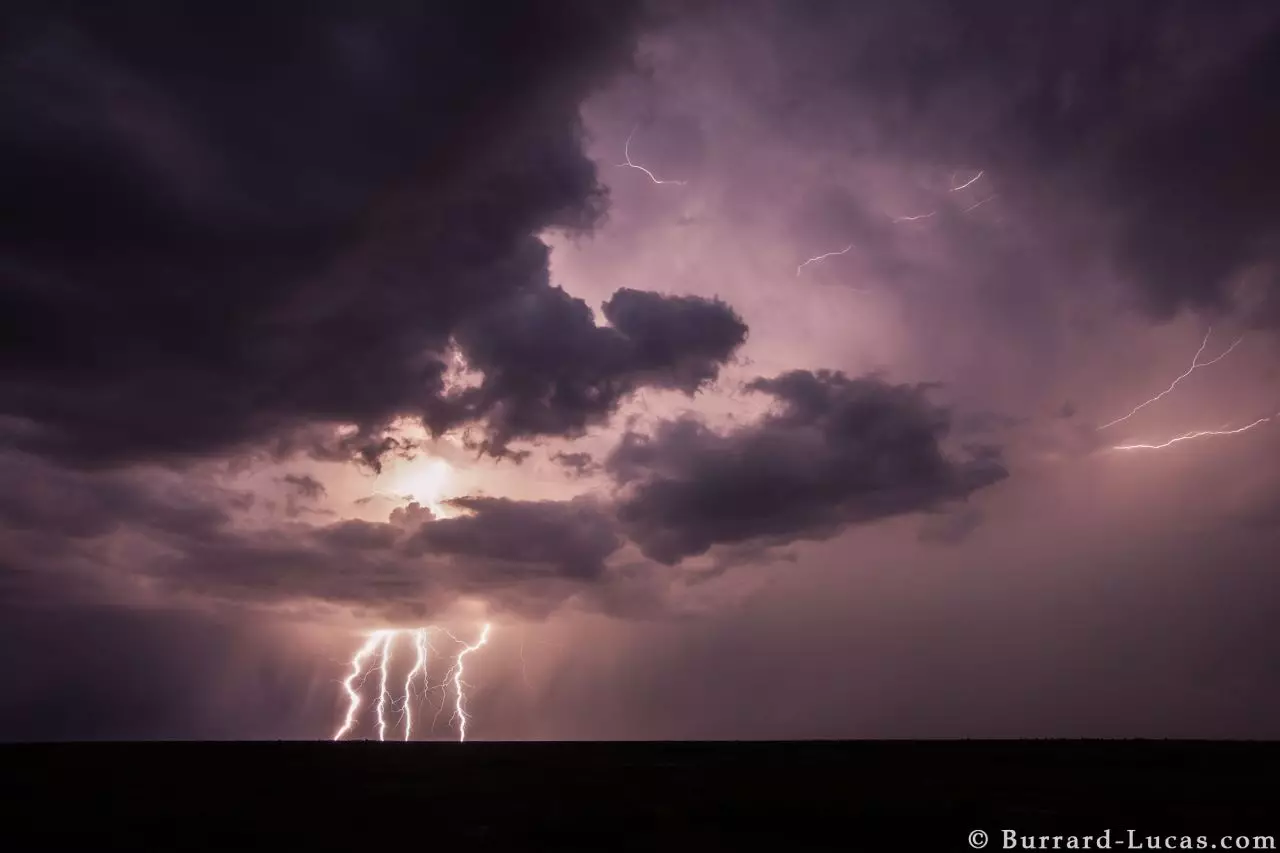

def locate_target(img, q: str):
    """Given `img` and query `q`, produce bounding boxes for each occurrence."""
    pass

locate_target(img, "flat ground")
[2,741,1276,849]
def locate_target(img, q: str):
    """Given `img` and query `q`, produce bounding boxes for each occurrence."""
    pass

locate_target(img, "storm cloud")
[748,0,1280,326]
[4,0,1279,743]
[0,0,746,469]
[606,370,1008,564]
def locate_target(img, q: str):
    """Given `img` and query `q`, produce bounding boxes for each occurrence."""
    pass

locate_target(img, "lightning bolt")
[617,126,686,186]
[333,630,389,741]
[1099,328,1244,430]
[398,628,432,742]
[891,211,936,223]
[374,632,394,742]
[1110,415,1276,451]
[950,169,984,191]
[443,623,492,743]
[796,244,853,277]
[332,623,492,743]
[962,195,997,213]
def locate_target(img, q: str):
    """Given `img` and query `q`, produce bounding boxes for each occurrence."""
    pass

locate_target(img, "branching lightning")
[1099,328,1244,430]
[1096,326,1274,452]
[618,126,686,186]
[1110,415,1276,452]
[397,628,432,742]
[332,624,492,743]
[442,623,492,743]
[333,631,389,741]
[796,244,853,277]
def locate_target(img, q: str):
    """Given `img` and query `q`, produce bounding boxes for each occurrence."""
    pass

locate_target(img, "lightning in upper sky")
[618,126,686,186]
[1110,414,1276,452]
[332,624,492,743]
[1099,328,1244,430]
[891,211,936,223]
[962,195,997,213]
[796,244,853,277]
[950,169,984,191]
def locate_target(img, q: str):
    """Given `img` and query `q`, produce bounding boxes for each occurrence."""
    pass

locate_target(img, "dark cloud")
[0,1,746,469]
[0,449,630,621]
[409,496,621,580]
[451,287,747,457]
[280,474,326,501]
[143,499,624,619]
[605,369,1008,564]
[757,0,1280,326]
[0,451,239,543]
[1,363,1009,615]
[551,451,602,478]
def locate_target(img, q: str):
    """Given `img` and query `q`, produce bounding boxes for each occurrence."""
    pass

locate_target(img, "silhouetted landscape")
[4,741,1276,848]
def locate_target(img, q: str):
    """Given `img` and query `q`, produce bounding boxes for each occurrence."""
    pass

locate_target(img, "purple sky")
[3,0,1280,741]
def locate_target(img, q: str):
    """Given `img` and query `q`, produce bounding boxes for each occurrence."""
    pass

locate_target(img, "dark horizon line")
[4,737,1278,746]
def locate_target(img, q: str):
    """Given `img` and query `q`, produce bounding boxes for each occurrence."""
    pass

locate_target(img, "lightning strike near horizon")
[950,169,984,191]
[1099,328,1244,430]
[617,126,686,186]
[443,623,492,744]
[796,244,853,276]
[397,628,432,742]
[332,624,492,743]
[333,630,389,741]
[374,632,394,742]
[1110,415,1276,452]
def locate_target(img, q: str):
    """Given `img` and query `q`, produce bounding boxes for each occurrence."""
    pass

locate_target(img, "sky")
[2,0,1280,741]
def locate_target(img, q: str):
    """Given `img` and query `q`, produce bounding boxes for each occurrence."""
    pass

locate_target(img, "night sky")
[3,0,1280,741]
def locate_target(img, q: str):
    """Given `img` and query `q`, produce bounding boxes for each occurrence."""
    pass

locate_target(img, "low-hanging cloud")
[605,369,1009,564]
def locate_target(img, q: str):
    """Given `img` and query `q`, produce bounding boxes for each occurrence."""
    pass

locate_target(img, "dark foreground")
[3,741,1277,849]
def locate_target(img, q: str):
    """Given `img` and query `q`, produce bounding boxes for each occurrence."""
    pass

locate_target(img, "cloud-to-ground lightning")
[617,126,686,186]
[333,624,492,743]
[1099,328,1244,430]
[333,631,390,741]
[950,169,984,191]
[443,623,492,744]
[1110,414,1276,452]
[374,632,395,742]
[397,628,431,742]
[796,244,853,277]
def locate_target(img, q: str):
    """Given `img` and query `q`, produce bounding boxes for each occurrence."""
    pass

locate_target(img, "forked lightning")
[618,126,686,186]
[1100,327,1276,452]
[1099,328,1243,430]
[333,624,492,742]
